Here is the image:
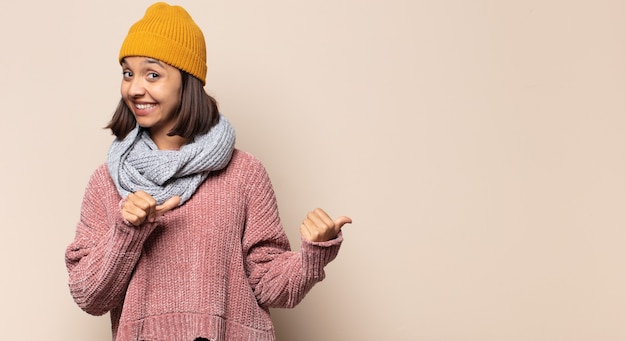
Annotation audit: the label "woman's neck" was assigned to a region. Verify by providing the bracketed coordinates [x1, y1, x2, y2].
[149, 131, 189, 150]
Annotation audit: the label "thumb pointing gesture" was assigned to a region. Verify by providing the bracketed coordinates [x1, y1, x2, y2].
[122, 191, 181, 227]
[300, 208, 352, 243]
[334, 215, 353, 230]
[156, 195, 181, 217]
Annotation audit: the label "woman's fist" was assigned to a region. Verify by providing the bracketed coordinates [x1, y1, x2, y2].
[122, 190, 181, 226]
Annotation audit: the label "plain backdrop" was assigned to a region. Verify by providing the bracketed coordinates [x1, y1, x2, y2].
[1, 0, 625, 340]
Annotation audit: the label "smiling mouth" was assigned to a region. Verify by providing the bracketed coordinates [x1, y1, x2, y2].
[135, 103, 156, 110]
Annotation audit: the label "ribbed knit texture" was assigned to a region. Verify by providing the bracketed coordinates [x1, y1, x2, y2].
[65, 150, 343, 341]
[119, 2, 208, 84]
[107, 115, 235, 206]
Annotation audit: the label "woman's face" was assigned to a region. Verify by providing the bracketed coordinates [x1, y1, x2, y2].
[121, 56, 182, 137]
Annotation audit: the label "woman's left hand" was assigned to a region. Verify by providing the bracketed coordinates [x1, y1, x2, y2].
[300, 208, 352, 242]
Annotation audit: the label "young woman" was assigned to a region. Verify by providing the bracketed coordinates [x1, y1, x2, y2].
[65, 3, 351, 341]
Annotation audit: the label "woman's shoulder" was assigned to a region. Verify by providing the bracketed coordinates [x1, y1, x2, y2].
[221, 149, 274, 184]
[85, 163, 115, 189]
[228, 149, 266, 170]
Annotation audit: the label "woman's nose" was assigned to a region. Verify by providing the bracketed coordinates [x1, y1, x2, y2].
[128, 77, 145, 97]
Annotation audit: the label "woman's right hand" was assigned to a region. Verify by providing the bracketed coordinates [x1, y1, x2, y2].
[121, 190, 181, 226]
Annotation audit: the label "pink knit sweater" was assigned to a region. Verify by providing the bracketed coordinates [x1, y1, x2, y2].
[65, 150, 343, 341]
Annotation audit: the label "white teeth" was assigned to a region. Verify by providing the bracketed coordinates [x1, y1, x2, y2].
[135, 103, 156, 110]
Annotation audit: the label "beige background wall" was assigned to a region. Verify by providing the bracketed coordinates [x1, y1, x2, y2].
[1, 0, 625, 340]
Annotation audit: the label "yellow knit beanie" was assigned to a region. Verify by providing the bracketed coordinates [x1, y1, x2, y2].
[119, 2, 207, 84]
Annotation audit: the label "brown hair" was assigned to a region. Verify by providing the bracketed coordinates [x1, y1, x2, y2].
[106, 71, 220, 139]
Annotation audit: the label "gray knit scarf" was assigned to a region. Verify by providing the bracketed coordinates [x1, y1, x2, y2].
[107, 115, 236, 206]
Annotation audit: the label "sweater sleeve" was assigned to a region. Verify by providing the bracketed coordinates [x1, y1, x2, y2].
[242, 158, 343, 309]
[65, 166, 158, 316]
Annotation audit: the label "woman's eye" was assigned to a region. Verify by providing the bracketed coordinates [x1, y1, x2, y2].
[122, 71, 133, 78]
[147, 72, 159, 79]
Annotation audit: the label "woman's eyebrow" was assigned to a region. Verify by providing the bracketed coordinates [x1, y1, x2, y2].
[120, 58, 164, 68]
[145, 58, 164, 67]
